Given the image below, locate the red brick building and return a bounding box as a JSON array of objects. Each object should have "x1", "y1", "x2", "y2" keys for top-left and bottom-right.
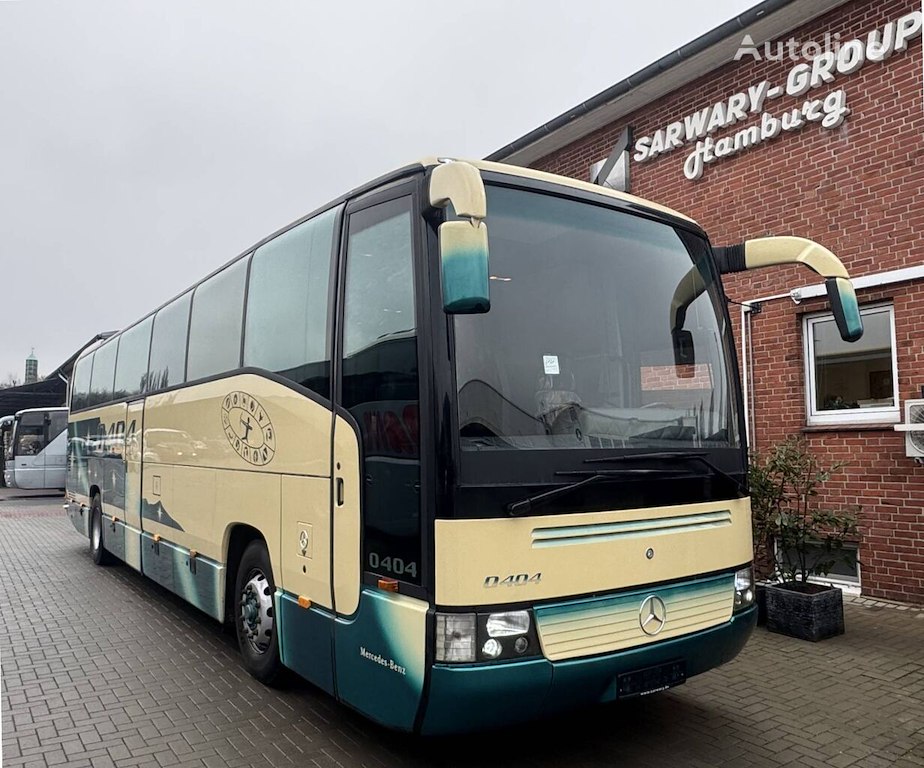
[{"x1": 489, "y1": 0, "x2": 924, "y2": 603}]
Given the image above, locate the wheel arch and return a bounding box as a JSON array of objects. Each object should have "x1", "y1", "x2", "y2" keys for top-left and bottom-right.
[{"x1": 223, "y1": 523, "x2": 266, "y2": 625}]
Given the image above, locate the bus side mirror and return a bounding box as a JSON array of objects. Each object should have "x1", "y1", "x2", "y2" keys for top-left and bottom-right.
[
  {"x1": 439, "y1": 221, "x2": 490, "y2": 314},
  {"x1": 826, "y1": 277, "x2": 863, "y2": 342},
  {"x1": 429, "y1": 161, "x2": 491, "y2": 314},
  {"x1": 672, "y1": 329, "x2": 695, "y2": 367}
]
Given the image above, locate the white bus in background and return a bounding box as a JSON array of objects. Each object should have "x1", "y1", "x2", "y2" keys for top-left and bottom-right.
[{"x1": 3, "y1": 407, "x2": 68, "y2": 490}]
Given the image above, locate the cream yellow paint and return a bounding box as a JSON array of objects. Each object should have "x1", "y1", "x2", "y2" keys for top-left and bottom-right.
[
  {"x1": 434, "y1": 498, "x2": 752, "y2": 606},
  {"x1": 140, "y1": 374, "x2": 333, "y2": 597},
  {"x1": 333, "y1": 414, "x2": 361, "y2": 616},
  {"x1": 280, "y1": 475, "x2": 333, "y2": 608}
]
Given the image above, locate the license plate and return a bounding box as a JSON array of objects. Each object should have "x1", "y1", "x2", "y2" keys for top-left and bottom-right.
[{"x1": 617, "y1": 660, "x2": 686, "y2": 698}]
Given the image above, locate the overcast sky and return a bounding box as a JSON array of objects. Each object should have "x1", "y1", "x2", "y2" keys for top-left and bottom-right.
[{"x1": 0, "y1": 0, "x2": 756, "y2": 382}]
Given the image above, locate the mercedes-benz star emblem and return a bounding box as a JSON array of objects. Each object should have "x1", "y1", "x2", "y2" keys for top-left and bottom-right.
[{"x1": 639, "y1": 595, "x2": 667, "y2": 636}]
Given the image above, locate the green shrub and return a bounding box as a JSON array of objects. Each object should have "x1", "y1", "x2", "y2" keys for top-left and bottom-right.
[{"x1": 749, "y1": 436, "x2": 860, "y2": 585}]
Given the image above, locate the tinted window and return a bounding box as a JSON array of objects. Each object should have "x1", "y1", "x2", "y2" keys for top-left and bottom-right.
[
  {"x1": 343, "y1": 204, "x2": 416, "y2": 358},
  {"x1": 48, "y1": 411, "x2": 67, "y2": 440},
  {"x1": 341, "y1": 197, "x2": 420, "y2": 585},
  {"x1": 87, "y1": 340, "x2": 117, "y2": 407},
  {"x1": 244, "y1": 207, "x2": 338, "y2": 399},
  {"x1": 19, "y1": 412, "x2": 44, "y2": 427},
  {"x1": 71, "y1": 354, "x2": 94, "y2": 411},
  {"x1": 67, "y1": 417, "x2": 96, "y2": 496},
  {"x1": 187, "y1": 258, "x2": 248, "y2": 381},
  {"x1": 114, "y1": 317, "x2": 153, "y2": 398},
  {"x1": 147, "y1": 293, "x2": 192, "y2": 391},
  {"x1": 15, "y1": 422, "x2": 45, "y2": 456}
]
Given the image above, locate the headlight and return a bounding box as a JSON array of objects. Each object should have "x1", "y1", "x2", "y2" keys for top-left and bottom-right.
[
  {"x1": 435, "y1": 613, "x2": 476, "y2": 662},
  {"x1": 435, "y1": 609, "x2": 540, "y2": 663},
  {"x1": 481, "y1": 638, "x2": 503, "y2": 659},
  {"x1": 486, "y1": 610, "x2": 530, "y2": 637},
  {"x1": 734, "y1": 567, "x2": 755, "y2": 610}
]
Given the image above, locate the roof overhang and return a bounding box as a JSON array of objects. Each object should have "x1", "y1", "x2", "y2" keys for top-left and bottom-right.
[{"x1": 487, "y1": 0, "x2": 851, "y2": 167}]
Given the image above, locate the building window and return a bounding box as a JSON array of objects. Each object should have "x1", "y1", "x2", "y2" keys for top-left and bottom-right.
[
  {"x1": 803, "y1": 304, "x2": 898, "y2": 426},
  {"x1": 777, "y1": 540, "x2": 860, "y2": 591}
]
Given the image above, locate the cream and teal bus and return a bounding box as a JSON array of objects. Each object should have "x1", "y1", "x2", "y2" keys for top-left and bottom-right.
[{"x1": 65, "y1": 158, "x2": 862, "y2": 734}]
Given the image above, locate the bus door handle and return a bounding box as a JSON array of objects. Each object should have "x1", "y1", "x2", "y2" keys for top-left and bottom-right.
[{"x1": 336, "y1": 477, "x2": 344, "y2": 507}]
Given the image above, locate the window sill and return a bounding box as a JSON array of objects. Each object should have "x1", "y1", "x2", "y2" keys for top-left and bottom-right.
[{"x1": 802, "y1": 422, "x2": 900, "y2": 433}]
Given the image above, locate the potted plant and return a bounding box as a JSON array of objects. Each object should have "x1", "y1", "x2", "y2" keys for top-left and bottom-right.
[{"x1": 748, "y1": 436, "x2": 860, "y2": 641}]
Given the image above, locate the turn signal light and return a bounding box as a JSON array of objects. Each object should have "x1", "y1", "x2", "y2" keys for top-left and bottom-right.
[
  {"x1": 378, "y1": 578, "x2": 399, "y2": 592},
  {"x1": 297, "y1": 595, "x2": 311, "y2": 609}
]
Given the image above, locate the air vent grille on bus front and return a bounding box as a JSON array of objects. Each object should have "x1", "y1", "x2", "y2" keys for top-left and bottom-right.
[
  {"x1": 530, "y1": 509, "x2": 732, "y2": 549},
  {"x1": 534, "y1": 574, "x2": 735, "y2": 661}
]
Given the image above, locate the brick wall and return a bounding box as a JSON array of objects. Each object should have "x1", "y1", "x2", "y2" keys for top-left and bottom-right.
[{"x1": 530, "y1": 0, "x2": 924, "y2": 602}]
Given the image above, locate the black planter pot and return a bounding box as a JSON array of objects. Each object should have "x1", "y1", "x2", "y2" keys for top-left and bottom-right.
[
  {"x1": 764, "y1": 582, "x2": 845, "y2": 641},
  {"x1": 755, "y1": 583, "x2": 768, "y2": 626}
]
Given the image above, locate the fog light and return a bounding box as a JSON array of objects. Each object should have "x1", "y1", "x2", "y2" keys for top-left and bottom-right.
[
  {"x1": 486, "y1": 610, "x2": 530, "y2": 637},
  {"x1": 435, "y1": 613, "x2": 476, "y2": 662},
  {"x1": 481, "y1": 638, "x2": 503, "y2": 659},
  {"x1": 734, "y1": 567, "x2": 755, "y2": 610}
]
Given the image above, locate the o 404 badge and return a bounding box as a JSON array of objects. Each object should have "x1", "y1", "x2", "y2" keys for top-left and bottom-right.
[{"x1": 221, "y1": 391, "x2": 276, "y2": 466}]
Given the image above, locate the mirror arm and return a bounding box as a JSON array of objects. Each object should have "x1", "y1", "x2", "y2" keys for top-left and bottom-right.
[
  {"x1": 428, "y1": 161, "x2": 486, "y2": 221},
  {"x1": 713, "y1": 244, "x2": 746, "y2": 274},
  {"x1": 713, "y1": 236, "x2": 862, "y2": 342}
]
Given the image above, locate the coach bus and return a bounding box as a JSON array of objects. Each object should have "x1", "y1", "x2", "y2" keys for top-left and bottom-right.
[
  {"x1": 65, "y1": 158, "x2": 862, "y2": 734},
  {"x1": 4, "y1": 406, "x2": 68, "y2": 490}
]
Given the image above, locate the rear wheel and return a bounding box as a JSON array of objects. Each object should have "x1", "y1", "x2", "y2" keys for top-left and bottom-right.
[
  {"x1": 235, "y1": 539, "x2": 282, "y2": 684},
  {"x1": 89, "y1": 495, "x2": 114, "y2": 566}
]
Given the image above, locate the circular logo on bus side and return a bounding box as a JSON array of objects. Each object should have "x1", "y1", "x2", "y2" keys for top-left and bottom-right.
[{"x1": 221, "y1": 391, "x2": 276, "y2": 466}]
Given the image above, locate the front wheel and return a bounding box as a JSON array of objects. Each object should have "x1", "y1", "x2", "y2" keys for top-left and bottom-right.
[
  {"x1": 235, "y1": 540, "x2": 282, "y2": 684},
  {"x1": 89, "y1": 495, "x2": 114, "y2": 566}
]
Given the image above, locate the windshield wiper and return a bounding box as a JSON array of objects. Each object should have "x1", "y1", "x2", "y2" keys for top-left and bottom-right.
[
  {"x1": 583, "y1": 451, "x2": 746, "y2": 496},
  {"x1": 506, "y1": 468, "x2": 676, "y2": 517}
]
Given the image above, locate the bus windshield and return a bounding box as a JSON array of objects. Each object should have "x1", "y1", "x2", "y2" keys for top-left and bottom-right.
[{"x1": 454, "y1": 185, "x2": 739, "y2": 455}]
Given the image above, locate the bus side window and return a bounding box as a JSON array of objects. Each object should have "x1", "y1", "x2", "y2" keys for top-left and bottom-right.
[
  {"x1": 187, "y1": 258, "x2": 248, "y2": 382},
  {"x1": 16, "y1": 413, "x2": 46, "y2": 456},
  {"x1": 70, "y1": 353, "x2": 94, "y2": 411},
  {"x1": 87, "y1": 338, "x2": 118, "y2": 408},
  {"x1": 341, "y1": 196, "x2": 421, "y2": 585},
  {"x1": 48, "y1": 411, "x2": 68, "y2": 442},
  {"x1": 147, "y1": 293, "x2": 192, "y2": 392},
  {"x1": 244, "y1": 205, "x2": 340, "y2": 400}
]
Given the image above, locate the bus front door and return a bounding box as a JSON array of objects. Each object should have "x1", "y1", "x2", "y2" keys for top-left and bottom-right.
[
  {"x1": 12, "y1": 418, "x2": 47, "y2": 489},
  {"x1": 42, "y1": 411, "x2": 68, "y2": 490}
]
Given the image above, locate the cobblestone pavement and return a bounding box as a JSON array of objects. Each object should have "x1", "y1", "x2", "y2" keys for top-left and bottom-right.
[{"x1": 1, "y1": 491, "x2": 923, "y2": 768}]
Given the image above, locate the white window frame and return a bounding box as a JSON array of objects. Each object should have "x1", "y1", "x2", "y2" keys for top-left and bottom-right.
[
  {"x1": 803, "y1": 303, "x2": 899, "y2": 426},
  {"x1": 772, "y1": 539, "x2": 861, "y2": 595}
]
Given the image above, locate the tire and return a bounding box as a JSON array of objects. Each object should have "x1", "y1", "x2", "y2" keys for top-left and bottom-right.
[
  {"x1": 89, "y1": 495, "x2": 114, "y2": 566},
  {"x1": 234, "y1": 539, "x2": 282, "y2": 684}
]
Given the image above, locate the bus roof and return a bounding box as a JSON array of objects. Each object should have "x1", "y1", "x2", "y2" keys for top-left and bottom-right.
[
  {"x1": 417, "y1": 157, "x2": 699, "y2": 227},
  {"x1": 14, "y1": 406, "x2": 68, "y2": 418}
]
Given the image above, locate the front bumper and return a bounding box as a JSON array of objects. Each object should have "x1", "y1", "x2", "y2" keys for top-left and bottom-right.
[{"x1": 420, "y1": 605, "x2": 756, "y2": 735}]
